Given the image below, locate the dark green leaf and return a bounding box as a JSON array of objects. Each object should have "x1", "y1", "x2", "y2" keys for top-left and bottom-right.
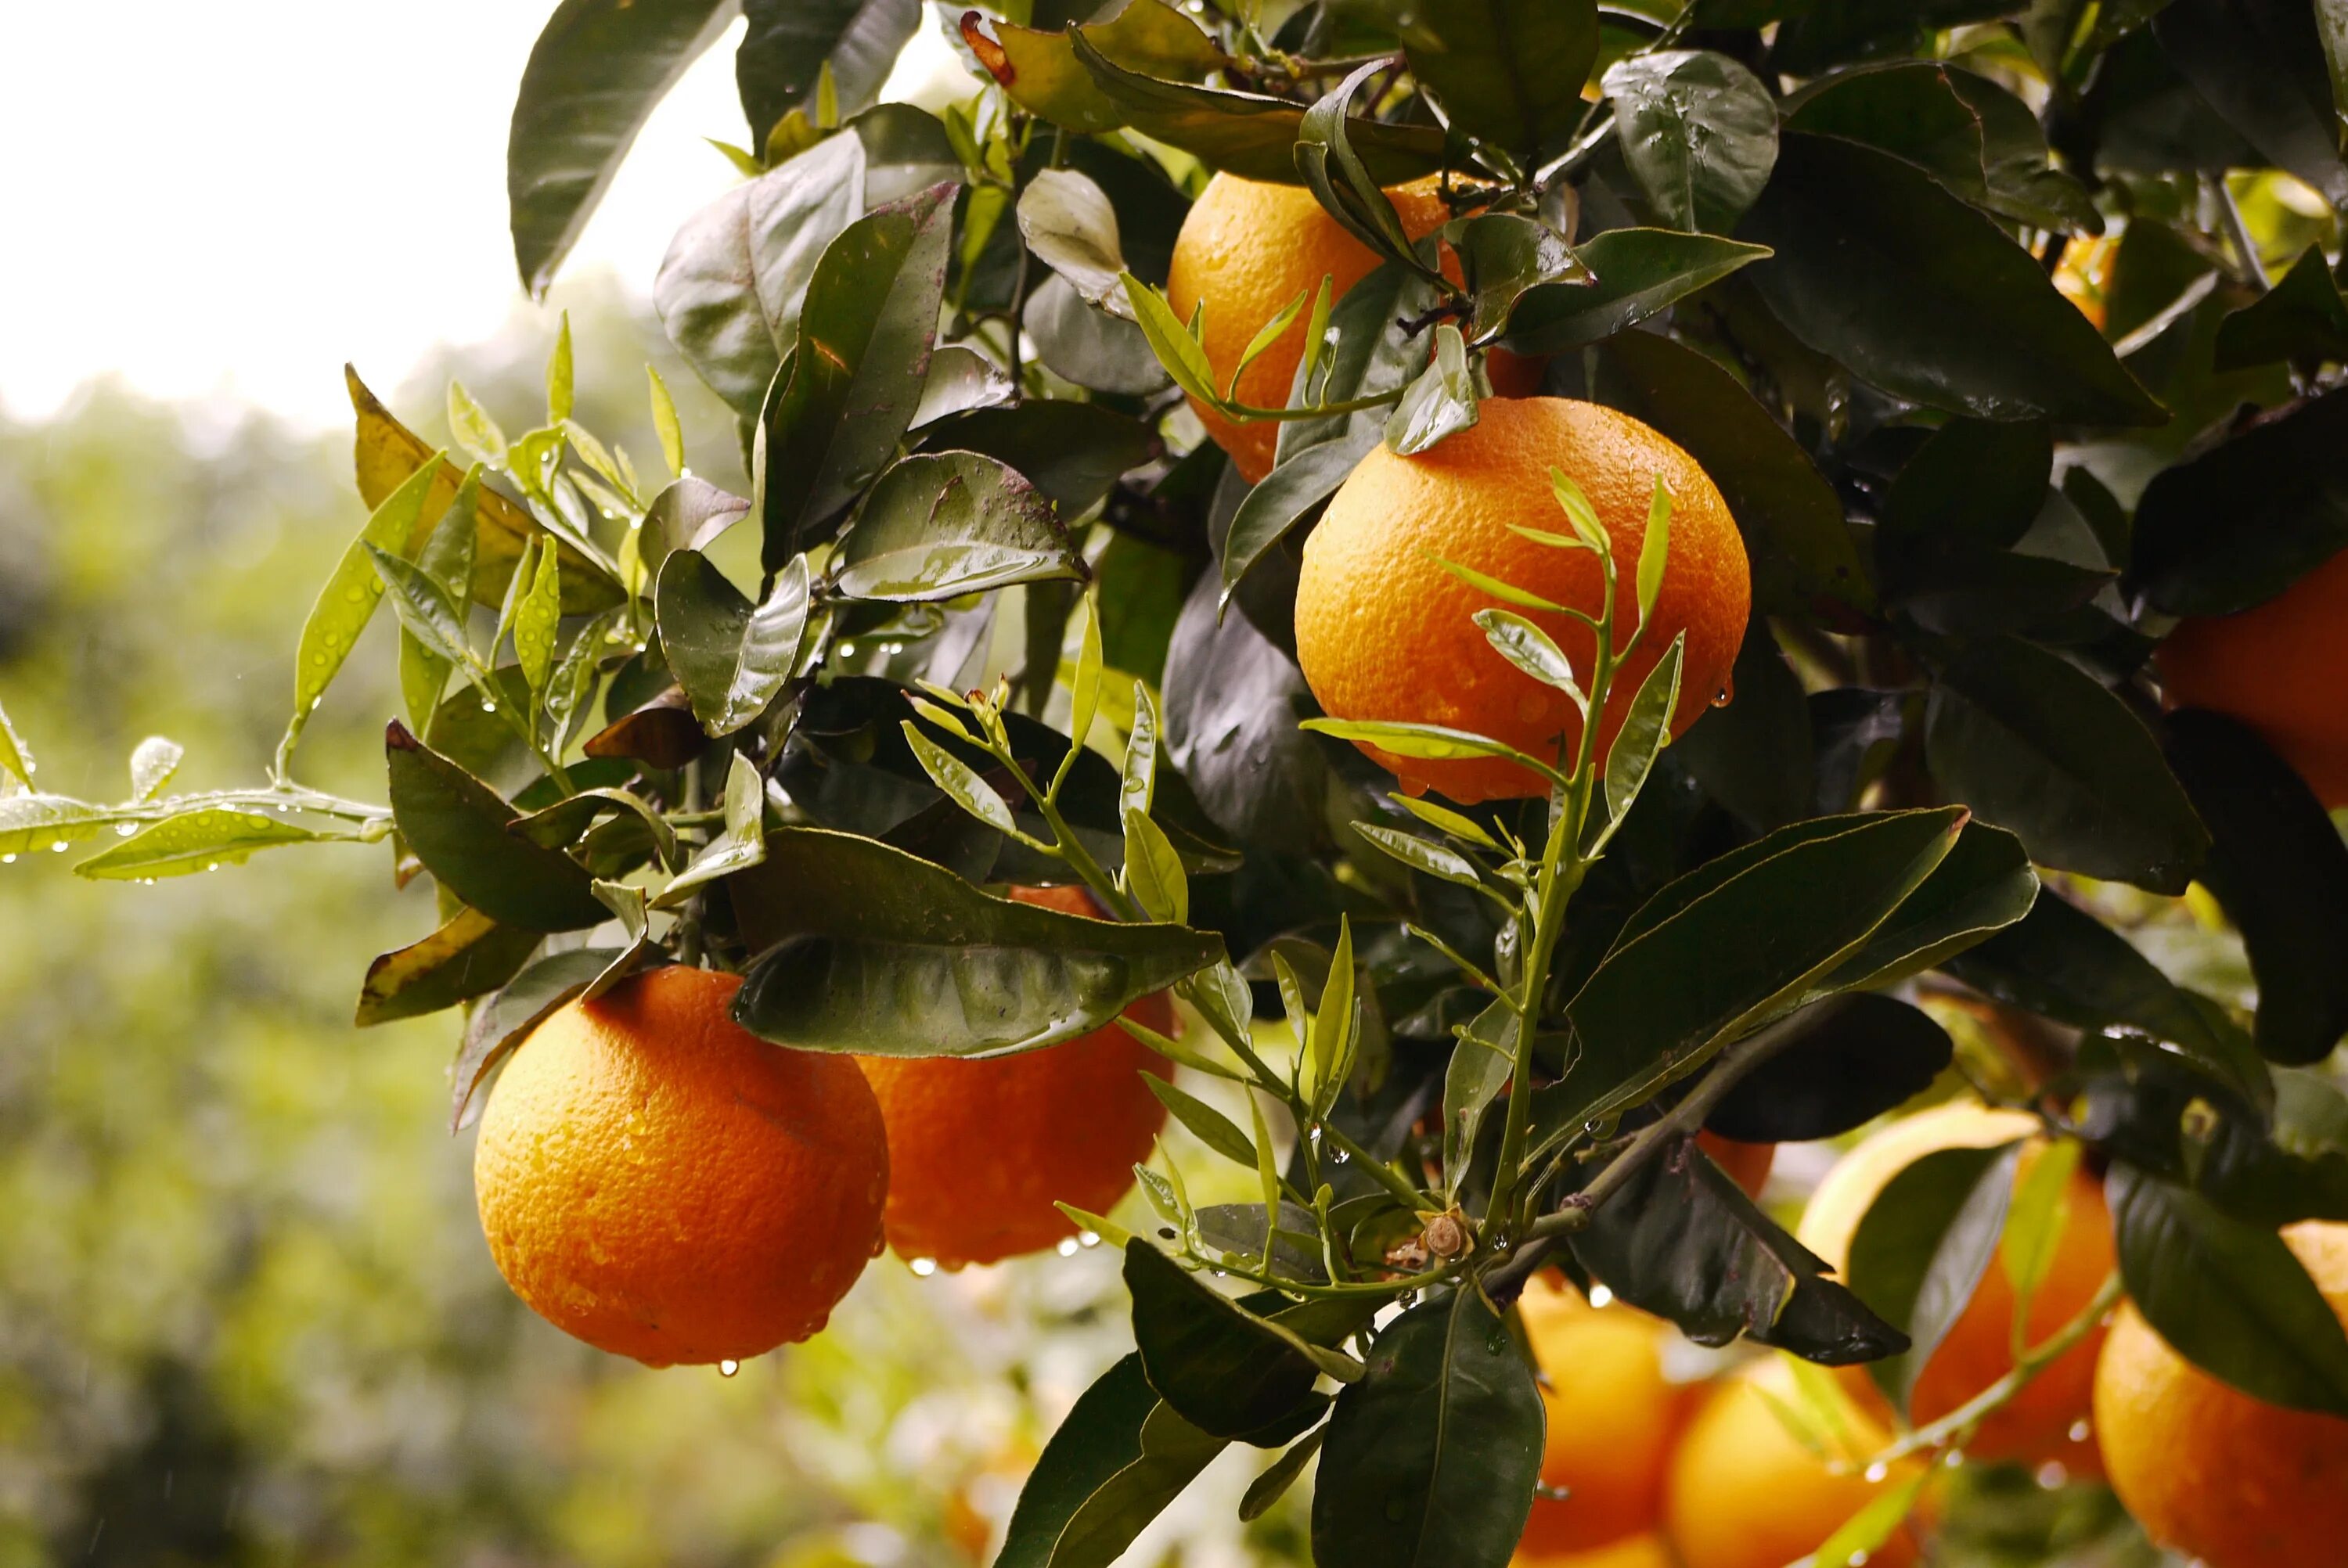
[
  {"x1": 1163, "y1": 572, "x2": 1331, "y2": 851},
  {"x1": 1126, "y1": 1243, "x2": 1367, "y2": 1441},
  {"x1": 1395, "y1": 0, "x2": 1599, "y2": 157},
  {"x1": 654, "y1": 132, "x2": 866, "y2": 417},
  {"x1": 1565, "y1": 808, "x2": 1965, "y2": 1116},
  {"x1": 2163, "y1": 709, "x2": 2348, "y2": 1066},
  {"x1": 729, "y1": 828, "x2": 1223, "y2": 1056},
  {"x1": 996, "y1": 1354, "x2": 1226, "y2": 1568},
  {"x1": 507, "y1": 0, "x2": 736, "y2": 295},
  {"x1": 1063, "y1": 31, "x2": 1446, "y2": 185},
  {"x1": 1571, "y1": 1133, "x2": 1910, "y2": 1364},
  {"x1": 758, "y1": 183, "x2": 956, "y2": 570},
  {"x1": 1223, "y1": 432, "x2": 1377, "y2": 605},
  {"x1": 1769, "y1": 0, "x2": 2017, "y2": 74},
  {"x1": 1705, "y1": 994, "x2": 1953, "y2": 1142},
  {"x1": 656, "y1": 548, "x2": 810, "y2": 736},
  {"x1": 912, "y1": 402, "x2": 1161, "y2": 517},
  {"x1": 1882, "y1": 420, "x2": 2053, "y2": 552},
  {"x1": 2128, "y1": 389, "x2": 2348, "y2": 617},
  {"x1": 1925, "y1": 635, "x2": 2207, "y2": 893},
  {"x1": 1603, "y1": 50, "x2": 1779, "y2": 233},
  {"x1": 384, "y1": 721, "x2": 607, "y2": 932},
  {"x1": 2214, "y1": 247, "x2": 2348, "y2": 371},
  {"x1": 1239, "y1": 1429, "x2": 1326, "y2": 1521},
  {"x1": 834, "y1": 451, "x2": 1086, "y2": 602},
  {"x1": 1844, "y1": 1142, "x2": 2022, "y2": 1413},
  {"x1": 2109, "y1": 1163, "x2": 2348, "y2": 1415},
  {"x1": 1738, "y1": 134, "x2": 2165, "y2": 425},
  {"x1": 1671, "y1": 621, "x2": 1813, "y2": 832},
  {"x1": 2155, "y1": 0, "x2": 2348, "y2": 208},
  {"x1": 1590, "y1": 329, "x2": 1867, "y2": 616},
  {"x1": 735, "y1": 0, "x2": 917, "y2": 149},
  {"x1": 1504, "y1": 229, "x2": 1772, "y2": 354},
  {"x1": 355, "y1": 908, "x2": 542, "y2": 1027},
  {"x1": 1310, "y1": 1289, "x2": 1543, "y2": 1568},
  {"x1": 1815, "y1": 819, "x2": 2038, "y2": 995}
]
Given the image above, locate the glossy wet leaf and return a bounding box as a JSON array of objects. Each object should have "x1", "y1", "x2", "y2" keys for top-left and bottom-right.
[
  {"x1": 1309, "y1": 1289, "x2": 1543, "y2": 1568},
  {"x1": 1604, "y1": 635, "x2": 1683, "y2": 825},
  {"x1": 735, "y1": 0, "x2": 917, "y2": 149},
  {"x1": 1395, "y1": 0, "x2": 1597, "y2": 156},
  {"x1": 730, "y1": 828, "x2": 1222, "y2": 1057},
  {"x1": 966, "y1": 0, "x2": 1226, "y2": 137},
  {"x1": 1126, "y1": 1243, "x2": 1367, "y2": 1441},
  {"x1": 1738, "y1": 135, "x2": 2164, "y2": 425},
  {"x1": 1018, "y1": 167, "x2": 1132, "y2": 315},
  {"x1": 913, "y1": 401, "x2": 1159, "y2": 519},
  {"x1": 757, "y1": 183, "x2": 956, "y2": 570},
  {"x1": 652, "y1": 750, "x2": 768, "y2": 908},
  {"x1": 71, "y1": 807, "x2": 330, "y2": 881},
  {"x1": 1223, "y1": 432, "x2": 1377, "y2": 606},
  {"x1": 354, "y1": 908, "x2": 542, "y2": 1027},
  {"x1": 2213, "y1": 246, "x2": 2348, "y2": 370},
  {"x1": 384, "y1": 721, "x2": 607, "y2": 932},
  {"x1": 1384, "y1": 325, "x2": 1480, "y2": 455},
  {"x1": 1925, "y1": 635, "x2": 2206, "y2": 894},
  {"x1": 1604, "y1": 49, "x2": 1778, "y2": 232},
  {"x1": 834, "y1": 451, "x2": 1085, "y2": 602},
  {"x1": 996, "y1": 1354, "x2": 1226, "y2": 1568},
  {"x1": 507, "y1": 0, "x2": 737, "y2": 295},
  {"x1": 279, "y1": 459, "x2": 441, "y2": 767},
  {"x1": 1504, "y1": 229, "x2": 1772, "y2": 353},
  {"x1": 2127, "y1": 388, "x2": 2348, "y2": 616},
  {"x1": 1704, "y1": 993, "x2": 1953, "y2": 1142}
]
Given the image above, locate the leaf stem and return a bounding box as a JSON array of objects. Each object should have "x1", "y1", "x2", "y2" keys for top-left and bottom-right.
[{"x1": 1865, "y1": 1271, "x2": 2125, "y2": 1466}]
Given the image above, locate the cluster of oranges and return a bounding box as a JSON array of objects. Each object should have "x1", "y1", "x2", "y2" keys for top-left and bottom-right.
[
  {"x1": 1512, "y1": 1103, "x2": 2348, "y2": 1568},
  {"x1": 471, "y1": 885, "x2": 1175, "y2": 1368}
]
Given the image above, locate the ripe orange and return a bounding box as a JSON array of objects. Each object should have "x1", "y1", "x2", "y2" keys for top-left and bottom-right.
[
  {"x1": 1664, "y1": 1356, "x2": 1926, "y2": 1568},
  {"x1": 1166, "y1": 173, "x2": 1543, "y2": 483},
  {"x1": 1513, "y1": 1531, "x2": 1676, "y2": 1568},
  {"x1": 855, "y1": 884, "x2": 1174, "y2": 1269},
  {"x1": 1514, "y1": 1274, "x2": 1694, "y2": 1556},
  {"x1": 2094, "y1": 1221, "x2": 2348, "y2": 1566},
  {"x1": 472, "y1": 966, "x2": 889, "y2": 1366},
  {"x1": 1295, "y1": 397, "x2": 1751, "y2": 804},
  {"x1": 2157, "y1": 542, "x2": 2348, "y2": 807},
  {"x1": 1697, "y1": 1131, "x2": 1774, "y2": 1199},
  {"x1": 1795, "y1": 1102, "x2": 2113, "y2": 1469}
]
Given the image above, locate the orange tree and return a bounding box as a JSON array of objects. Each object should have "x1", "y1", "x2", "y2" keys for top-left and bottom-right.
[{"x1": 5, "y1": 1, "x2": 2348, "y2": 1564}]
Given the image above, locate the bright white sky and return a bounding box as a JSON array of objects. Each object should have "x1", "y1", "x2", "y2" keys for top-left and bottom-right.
[{"x1": 0, "y1": 3, "x2": 968, "y2": 430}]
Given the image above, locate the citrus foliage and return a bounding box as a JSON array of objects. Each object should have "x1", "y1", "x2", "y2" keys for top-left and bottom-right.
[{"x1": 6, "y1": 1, "x2": 2348, "y2": 1565}]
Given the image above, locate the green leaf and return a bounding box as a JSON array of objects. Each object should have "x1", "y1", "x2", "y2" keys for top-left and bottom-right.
[
  {"x1": 996, "y1": 1354, "x2": 1226, "y2": 1568},
  {"x1": 648, "y1": 365, "x2": 685, "y2": 477},
  {"x1": 1565, "y1": 808, "x2": 1966, "y2": 1117},
  {"x1": 1925, "y1": 635, "x2": 2207, "y2": 894},
  {"x1": 1603, "y1": 49, "x2": 1778, "y2": 233},
  {"x1": 1504, "y1": 229, "x2": 1772, "y2": 354},
  {"x1": 1062, "y1": 30, "x2": 1446, "y2": 185},
  {"x1": 1881, "y1": 419, "x2": 2053, "y2": 553},
  {"x1": 1068, "y1": 595, "x2": 1104, "y2": 755},
  {"x1": 1389, "y1": 793, "x2": 1503, "y2": 852},
  {"x1": 2004, "y1": 1137, "x2": 2083, "y2": 1340},
  {"x1": 1570, "y1": 1132, "x2": 1910, "y2": 1364},
  {"x1": 1017, "y1": 167, "x2": 1133, "y2": 315},
  {"x1": 1813, "y1": 1470, "x2": 1931, "y2": 1568},
  {"x1": 1311, "y1": 918, "x2": 1357, "y2": 1094},
  {"x1": 1705, "y1": 994, "x2": 1954, "y2": 1143},
  {"x1": 1590, "y1": 329, "x2": 1868, "y2": 616},
  {"x1": 1309, "y1": 1289, "x2": 1543, "y2": 1568},
  {"x1": 1738, "y1": 134, "x2": 2164, "y2": 425},
  {"x1": 514, "y1": 545, "x2": 563, "y2": 707},
  {"x1": 1300, "y1": 717, "x2": 1566, "y2": 786},
  {"x1": 653, "y1": 750, "x2": 769, "y2": 908},
  {"x1": 2163, "y1": 709, "x2": 2348, "y2": 1066},
  {"x1": 655, "y1": 548, "x2": 811, "y2": 736},
  {"x1": 1240, "y1": 1429, "x2": 1326, "y2": 1522},
  {"x1": 510, "y1": 786, "x2": 682, "y2": 871},
  {"x1": 1633, "y1": 477, "x2": 1672, "y2": 631},
  {"x1": 2128, "y1": 388, "x2": 2348, "y2": 616},
  {"x1": 1122, "y1": 807, "x2": 1189, "y2": 924},
  {"x1": 902, "y1": 720, "x2": 1020, "y2": 836},
  {"x1": 1395, "y1": 0, "x2": 1598, "y2": 157},
  {"x1": 1295, "y1": 63, "x2": 1427, "y2": 279},
  {"x1": 1277, "y1": 262, "x2": 1442, "y2": 464},
  {"x1": 367, "y1": 546, "x2": 476, "y2": 678},
  {"x1": 355, "y1": 908, "x2": 542, "y2": 1027},
  {"x1": 2154, "y1": 0, "x2": 2348, "y2": 209},
  {"x1": 545, "y1": 312, "x2": 574, "y2": 424},
  {"x1": 0, "y1": 699, "x2": 31, "y2": 788},
  {"x1": 1123, "y1": 274, "x2": 1223, "y2": 407},
  {"x1": 1602, "y1": 634, "x2": 1683, "y2": 825},
  {"x1": 1126, "y1": 1243, "x2": 1368, "y2": 1442},
  {"x1": 966, "y1": 0, "x2": 1226, "y2": 137},
  {"x1": 506, "y1": 0, "x2": 738, "y2": 295},
  {"x1": 1844, "y1": 1141, "x2": 2023, "y2": 1414},
  {"x1": 1445, "y1": 1001, "x2": 1518, "y2": 1193},
  {"x1": 71, "y1": 807, "x2": 330, "y2": 881},
  {"x1": 127, "y1": 736, "x2": 183, "y2": 801},
  {"x1": 2215, "y1": 246, "x2": 2348, "y2": 370},
  {"x1": 834, "y1": 451, "x2": 1086, "y2": 602},
  {"x1": 1222, "y1": 430, "x2": 1379, "y2": 607},
  {"x1": 2109, "y1": 1163, "x2": 2348, "y2": 1415},
  {"x1": 1784, "y1": 62, "x2": 2102, "y2": 234},
  {"x1": 384, "y1": 721, "x2": 607, "y2": 932},
  {"x1": 914, "y1": 401, "x2": 1160, "y2": 520},
  {"x1": 0, "y1": 793, "x2": 109, "y2": 857},
  {"x1": 1383, "y1": 325, "x2": 1480, "y2": 456},
  {"x1": 729, "y1": 828, "x2": 1223, "y2": 1056},
  {"x1": 757, "y1": 183, "x2": 956, "y2": 571},
  {"x1": 1353, "y1": 822, "x2": 1486, "y2": 889},
  {"x1": 1145, "y1": 1077, "x2": 1256, "y2": 1171},
  {"x1": 446, "y1": 379, "x2": 509, "y2": 464},
  {"x1": 279, "y1": 458, "x2": 442, "y2": 768},
  {"x1": 735, "y1": 0, "x2": 917, "y2": 150},
  {"x1": 654, "y1": 131, "x2": 867, "y2": 417}
]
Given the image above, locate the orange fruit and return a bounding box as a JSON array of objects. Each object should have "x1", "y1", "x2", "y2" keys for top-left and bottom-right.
[
  {"x1": 1665, "y1": 1356, "x2": 1926, "y2": 1568},
  {"x1": 1166, "y1": 172, "x2": 1544, "y2": 483},
  {"x1": 1514, "y1": 1531, "x2": 1676, "y2": 1568},
  {"x1": 2157, "y1": 542, "x2": 2348, "y2": 807},
  {"x1": 2094, "y1": 1221, "x2": 2348, "y2": 1566},
  {"x1": 855, "y1": 884, "x2": 1174, "y2": 1268},
  {"x1": 473, "y1": 966, "x2": 889, "y2": 1366},
  {"x1": 1795, "y1": 1102, "x2": 2113, "y2": 1469},
  {"x1": 2052, "y1": 234, "x2": 2114, "y2": 330},
  {"x1": 1514, "y1": 1274, "x2": 1694, "y2": 1555},
  {"x1": 1696, "y1": 1131, "x2": 1774, "y2": 1199},
  {"x1": 1295, "y1": 397, "x2": 1751, "y2": 804}
]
